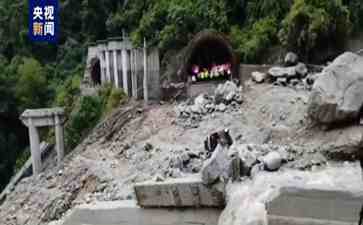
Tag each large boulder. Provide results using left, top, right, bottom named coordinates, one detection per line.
left=284, top=52, right=299, bottom=66
left=295, top=63, right=308, bottom=77
left=260, top=151, right=282, bottom=171
left=268, top=66, right=296, bottom=78
left=201, top=144, right=233, bottom=185
left=308, top=52, right=363, bottom=124
left=251, top=71, right=267, bottom=83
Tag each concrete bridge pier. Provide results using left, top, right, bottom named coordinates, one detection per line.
left=20, top=108, right=66, bottom=175
left=27, top=118, right=42, bottom=175
left=55, top=114, right=65, bottom=168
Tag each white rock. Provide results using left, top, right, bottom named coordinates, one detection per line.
left=190, top=105, right=202, bottom=114
left=215, top=81, right=238, bottom=103
left=268, top=67, right=296, bottom=78
left=284, top=52, right=299, bottom=66
left=201, top=145, right=232, bottom=185
left=251, top=71, right=267, bottom=83
left=295, top=62, right=308, bottom=77
left=217, top=103, right=227, bottom=112
left=194, top=94, right=207, bottom=106
left=261, top=151, right=282, bottom=171
left=225, top=92, right=235, bottom=102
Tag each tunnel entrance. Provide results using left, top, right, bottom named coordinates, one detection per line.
left=90, top=58, right=101, bottom=86
left=181, top=31, right=238, bottom=83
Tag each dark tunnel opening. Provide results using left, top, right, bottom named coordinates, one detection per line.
left=91, top=59, right=101, bottom=86
left=182, top=31, right=238, bottom=83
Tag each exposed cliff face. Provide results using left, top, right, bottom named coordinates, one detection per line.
left=1, top=79, right=362, bottom=225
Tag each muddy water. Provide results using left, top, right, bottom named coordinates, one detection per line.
left=218, top=162, right=363, bottom=225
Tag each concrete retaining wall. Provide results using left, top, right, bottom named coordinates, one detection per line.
left=134, top=176, right=225, bottom=208
left=62, top=186, right=363, bottom=225
left=267, top=187, right=363, bottom=225
left=62, top=200, right=221, bottom=225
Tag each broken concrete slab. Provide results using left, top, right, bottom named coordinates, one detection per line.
left=62, top=200, right=221, bottom=225
left=267, top=186, right=363, bottom=224
left=134, top=175, right=225, bottom=208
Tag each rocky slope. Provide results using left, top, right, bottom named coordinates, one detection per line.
left=1, top=70, right=363, bottom=225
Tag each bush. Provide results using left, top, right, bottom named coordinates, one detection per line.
left=246, top=0, right=292, bottom=22
left=280, top=0, right=351, bottom=60
left=231, top=17, right=278, bottom=63
left=62, top=84, right=126, bottom=150
left=65, top=95, right=103, bottom=149
left=131, top=0, right=229, bottom=51
left=105, top=88, right=126, bottom=115
left=54, top=75, right=81, bottom=114
left=15, top=57, right=48, bottom=110
left=345, top=0, right=363, bottom=33
left=98, top=84, right=126, bottom=115
left=15, top=147, right=30, bottom=172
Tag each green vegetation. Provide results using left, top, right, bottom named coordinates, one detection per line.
left=0, top=0, right=363, bottom=192
left=54, top=75, right=82, bottom=114
left=56, top=81, right=125, bottom=150
left=130, top=0, right=230, bottom=50
left=15, top=58, right=49, bottom=110
left=246, top=0, right=292, bottom=22
left=65, top=96, right=103, bottom=149
left=279, top=0, right=351, bottom=60
left=15, top=148, right=30, bottom=173
left=345, top=0, right=363, bottom=33
left=101, top=84, right=127, bottom=115
left=231, top=17, right=278, bottom=63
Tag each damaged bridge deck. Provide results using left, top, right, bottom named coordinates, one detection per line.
left=268, top=187, right=363, bottom=225
left=63, top=177, right=363, bottom=225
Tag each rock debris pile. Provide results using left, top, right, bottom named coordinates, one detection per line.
left=251, top=52, right=321, bottom=90
left=167, top=148, right=205, bottom=175
left=229, top=143, right=327, bottom=171
left=127, top=143, right=208, bottom=182
left=130, top=133, right=328, bottom=188
left=175, top=81, right=243, bottom=128
left=200, top=142, right=328, bottom=186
